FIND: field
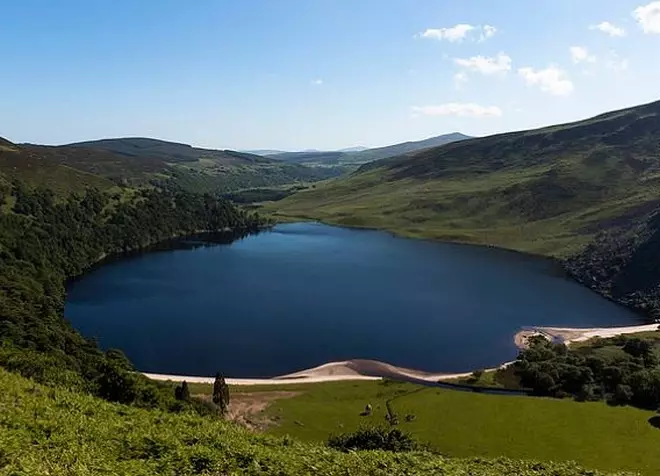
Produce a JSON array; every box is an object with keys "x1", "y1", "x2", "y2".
[{"x1": 184, "y1": 379, "x2": 660, "y2": 474}]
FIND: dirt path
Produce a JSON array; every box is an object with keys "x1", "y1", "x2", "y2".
[{"x1": 198, "y1": 391, "x2": 301, "y2": 431}]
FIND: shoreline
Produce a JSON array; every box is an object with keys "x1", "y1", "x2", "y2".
[
  {"x1": 514, "y1": 323, "x2": 660, "y2": 349},
  {"x1": 146, "y1": 324, "x2": 659, "y2": 387},
  {"x1": 145, "y1": 359, "x2": 489, "y2": 386}
]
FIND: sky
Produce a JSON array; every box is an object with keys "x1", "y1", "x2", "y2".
[{"x1": 1, "y1": 0, "x2": 659, "y2": 151}]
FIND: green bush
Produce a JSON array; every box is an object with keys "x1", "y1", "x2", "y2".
[{"x1": 328, "y1": 427, "x2": 419, "y2": 452}]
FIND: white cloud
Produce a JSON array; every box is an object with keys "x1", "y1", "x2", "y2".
[
  {"x1": 454, "y1": 52, "x2": 512, "y2": 75},
  {"x1": 418, "y1": 24, "x2": 475, "y2": 42},
  {"x1": 453, "y1": 72, "x2": 468, "y2": 89},
  {"x1": 411, "y1": 103, "x2": 503, "y2": 118},
  {"x1": 311, "y1": 79, "x2": 323, "y2": 85},
  {"x1": 570, "y1": 46, "x2": 596, "y2": 64},
  {"x1": 633, "y1": 2, "x2": 660, "y2": 34},
  {"x1": 480, "y1": 25, "x2": 498, "y2": 41},
  {"x1": 518, "y1": 66, "x2": 574, "y2": 96},
  {"x1": 416, "y1": 24, "x2": 497, "y2": 42},
  {"x1": 589, "y1": 21, "x2": 626, "y2": 37}
]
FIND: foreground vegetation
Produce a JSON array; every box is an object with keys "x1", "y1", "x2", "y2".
[{"x1": 0, "y1": 368, "x2": 633, "y2": 475}]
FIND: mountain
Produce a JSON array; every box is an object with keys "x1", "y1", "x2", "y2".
[
  {"x1": 268, "y1": 150, "x2": 347, "y2": 165},
  {"x1": 270, "y1": 100, "x2": 660, "y2": 254},
  {"x1": 0, "y1": 137, "x2": 342, "y2": 195},
  {"x1": 67, "y1": 137, "x2": 274, "y2": 165},
  {"x1": 0, "y1": 136, "x2": 15, "y2": 148},
  {"x1": 339, "y1": 146, "x2": 369, "y2": 152},
  {"x1": 348, "y1": 132, "x2": 472, "y2": 163},
  {"x1": 242, "y1": 149, "x2": 287, "y2": 156},
  {"x1": 269, "y1": 133, "x2": 472, "y2": 166}
]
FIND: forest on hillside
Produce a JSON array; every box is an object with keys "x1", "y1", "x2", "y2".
[{"x1": 0, "y1": 180, "x2": 268, "y2": 410}]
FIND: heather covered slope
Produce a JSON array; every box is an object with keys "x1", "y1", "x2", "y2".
[{"x1": 270, "y1": 100, "x2": 660, "y2": 257}]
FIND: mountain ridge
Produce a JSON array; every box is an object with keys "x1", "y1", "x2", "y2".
[
  {"x1": 0, "y1": 137, "x2": 342, "y2": 194},
  {"x1": 269, "y1": 132, "x2": 472, "y2": 165}
]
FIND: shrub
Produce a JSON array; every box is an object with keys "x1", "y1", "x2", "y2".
[{"x1": 327, "y1": 427, "x2": 419, "y2": 452}]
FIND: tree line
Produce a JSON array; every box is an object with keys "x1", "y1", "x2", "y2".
[
  {"x1": 0, "y1": 180, "x2": 268, "y2": 410},
  {"x1": 514, "y1": 334, "x2": 660, "y2": 409}
]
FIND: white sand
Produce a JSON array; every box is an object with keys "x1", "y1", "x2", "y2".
[{"x1": 144, "y1": 359, "x2": 497, "y2": 386}]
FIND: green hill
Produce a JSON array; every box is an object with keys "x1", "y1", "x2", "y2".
[
  {"x1": 270, "y1": 100, "x2": 660, "y2": 254},
  {"x1": 67, "y1": 137, "x2": 274, "y2": 165}
]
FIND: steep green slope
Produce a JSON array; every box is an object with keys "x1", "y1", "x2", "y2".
[
  {"x1": 270, "y1": 100, "x2": 660, "y2": 256},
  {"x1": 0, "y1": 368, "x2": 631, "y2": 475}
]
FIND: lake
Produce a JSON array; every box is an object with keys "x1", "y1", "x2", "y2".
[{"x1": 65, "y1": 222, "x2": 641, "y2": 378}]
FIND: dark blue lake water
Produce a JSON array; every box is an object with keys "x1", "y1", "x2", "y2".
[{"x1": 65, "y1": 222, "x2": 641, "y2": 378}]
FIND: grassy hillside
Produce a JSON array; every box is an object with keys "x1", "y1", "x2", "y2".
[
  {"x1": 269, "y1": 100, "x2": 660, "y2": 257},
  {"x1": 0, "y1": 368, "x2": 632, "y2": 475},
  {"x1": 269, "y1": 133, "x2": 472, "y2": 166}
]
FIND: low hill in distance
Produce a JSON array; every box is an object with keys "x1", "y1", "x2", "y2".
[
  {"x1": 68, "y1": 137, "x2": 273, "y2": 165},
  {"x1": 269, "y1": 132, "x2": 472, "y2": 166},
  {"x1": 268, "y1": 99, "x2": 660, "y2": 315},
  {"x1": 0, "y1": 137, "x2": 342, "y2": 195}
]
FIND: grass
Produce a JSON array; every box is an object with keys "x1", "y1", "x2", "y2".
[
  {"x1": 220, "y1": 379, "x2": 660, "y2": 475},
  {"x1": 0, "y1": 369, "x2": 623, "y2": 476},
  {"x1": 189, "y1": 377, "x2": 660, "y2": 473}
]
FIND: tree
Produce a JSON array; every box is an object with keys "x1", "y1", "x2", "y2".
[
  {"x1": 610, "y1": 384, "x2": 634, "y2": 405},
  {"x1": 213, "y1": 373, "x2": 230, "y2": 413},
  {"x1": 175, "y1": 381, "x2": 190, "y2": 401}
]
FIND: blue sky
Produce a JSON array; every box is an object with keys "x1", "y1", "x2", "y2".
[{"x1": 1, "y1": 0, "x2": 659, "y2": 150}]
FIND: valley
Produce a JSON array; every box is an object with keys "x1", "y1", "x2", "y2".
[{"x1": 2, "y1": 100, "x2": 660, "y2": 476}]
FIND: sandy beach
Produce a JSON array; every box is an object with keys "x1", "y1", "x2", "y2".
[
  {"x1": 145, "y1": 324, "x2": 659, "y2": 386},
  {"x1": 145, "y1": 358, "x2": 505, "y2": 386}
]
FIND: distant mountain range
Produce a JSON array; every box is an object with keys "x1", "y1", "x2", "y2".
[{"x1": 262, "y1": 133, "x2": 472, "y2": 165}]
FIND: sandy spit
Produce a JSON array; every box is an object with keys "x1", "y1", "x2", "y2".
[{"x1": 144, "y1": 359, "x2": 496, "y2": 386}]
